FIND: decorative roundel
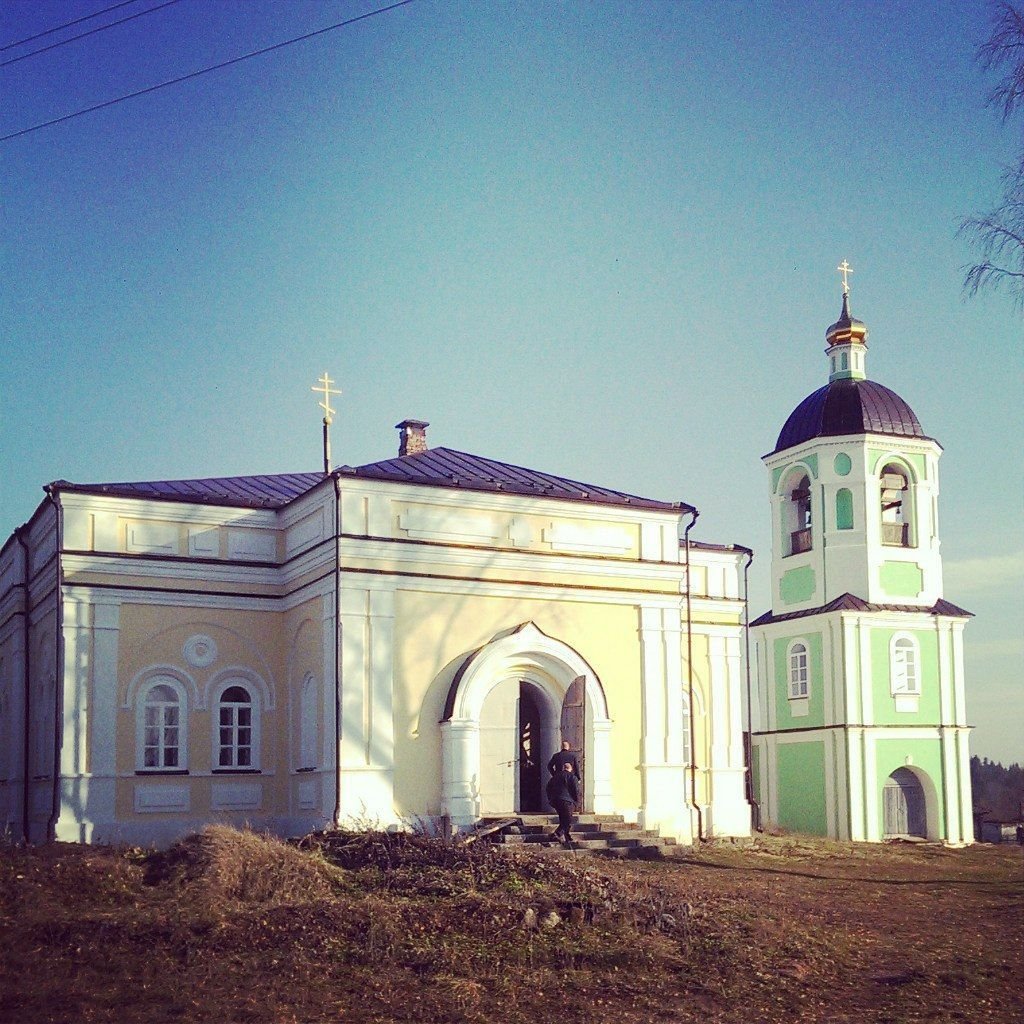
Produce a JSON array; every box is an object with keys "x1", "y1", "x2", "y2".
[
  {"x1": 183, "y1": 634, "x2": 218, "y2": 668},
  {"x1": 834, "y1": 453, "x2": 852, "y2": 476}
]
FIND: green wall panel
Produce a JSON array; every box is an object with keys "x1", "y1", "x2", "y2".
[
  {"x1": 836, "y1": 488, "x2": 854, "y2": 530},
  {"x1": 776, "y1": 741, "x2": 828, "y2": 834},
  {"x1": 879, "y1": 561, "x2": 923, "y2": 597},
  {"x1": 773, "y1": 631, "x2": 825, "y2": 728},
  {"x1": 869, "y1": 626, "x2": 942, "y2": 724},
  {"x1": 780, "y1": 565, "x2": 816, "y2": 604}
]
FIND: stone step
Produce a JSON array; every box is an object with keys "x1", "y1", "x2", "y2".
[{"x1": 479, "y1": 813, "x2": 679, "y2": 859}]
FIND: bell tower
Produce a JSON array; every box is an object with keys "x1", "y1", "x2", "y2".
[
  {"x1": 764, "y1": 276, "x2": 943, "y2": 611},
  {"x1": 751, "y1": 266, "x2": 974, "y2": 845}
]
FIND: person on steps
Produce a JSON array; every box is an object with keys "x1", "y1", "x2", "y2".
[
  {"x1": 545, "y1": 760, "x2": 580, "y2": 845},
  {"x1": 547, "y1": 740, "x2": 581, "y2": 785}
]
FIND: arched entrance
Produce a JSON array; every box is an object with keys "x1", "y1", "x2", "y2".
[
  {"x1": 478, "y1": 679, "x2": 551, "y2": 814},
  {"x1": 440, "y1": 622, "x2": 612, "y2": 826},
  {"x1": 883, "y1": 767, "x2": 927, "y2": 838}
]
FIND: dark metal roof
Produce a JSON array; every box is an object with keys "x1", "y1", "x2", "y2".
[
  {"x1": 53, "y1": 448, "x2": 689, "y2": 515},
  {"x1": 752, "y1": 592, "x2": 973, "y2": 626},
  {"x1": 344, "y1": 447, "x2": 690, "y2": 512},
  {"x1": 773, "y1": 378, "x2": 930, "y2": 455},
  {"x1": 53, "y1": 473, "x2": 327, "y2": 509}
]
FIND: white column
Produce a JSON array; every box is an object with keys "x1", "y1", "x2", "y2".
[
  {"x1": 863, "y1": 733, "x2": 879, "y2": 841},
  {"x1": 857, "y1": 618, "x2": 873, "y2": 725},
  {"x1": 846, "y1": 728, "x2": 866, "y2": 841},
  {"x1": 441, "y1": 720, "x2": 480, "y2": 826},
  {"x1": 590, "y1": 719, "x2": 615, "y2": 815},
  {"x1": 338, "y1": 586, "x2": 397, "y2": 825},
  {"x1": 951, "y1": 623, "x2": 968, "y2": 726},
  {"x1": 86, "y1": 602, "x2": 119, "y2": 842},
  {"x1": 956, "y1": 728, "x2": 974, "y2": 845},
  {"x1": 937, "y1": 620, "x2": 952, "y2": 726},
  {"x1": 56, "y1": 597, "x2": 90, "y2": 842},
  {"x1": 637, "y1": 606, "x2": 689, "y2": 839},
  {"x1": 940, "y1": 728, "x2": 961, "y2": 845},
  {"x1": 322, "y1": 590, "x2": 338, "y2": 817},
  {"x1": 706, "y1": 631, "x2": 751, "y2": 837}
]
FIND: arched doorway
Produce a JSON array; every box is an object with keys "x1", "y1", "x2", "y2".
[
  {"x1": 478, "y1": 679, "x2": 549, "y2": 814},
  {"x1": 440, "y1": 622, "x2": 612, "y2": 826},
  {"x1": 883, "y1": 767, "x2": 927, "y2": 838}
]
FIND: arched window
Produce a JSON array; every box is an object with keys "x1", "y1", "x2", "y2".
[
  {"x1": 890, "y1": 635, "x2": 919, "y2": 695},
  {"x1": 138, "y1": 679, "x2": 186, "y2": 771},
  {"x1": 836, "y1": 488, "x2": 854, "y2": 530},
  {"x1": 788, "y1": 641, "x2": 810, "y2": 698},
  {"x1": 298, "y1": 673, "x2": 318, "y2": 770},
  {"x1": 880, "y1": 464, "x2": 911, "y2": 546},
  {"x1": 785, "y1": 473, "x2": 812, "y2": 555},
  {"x1": 216, "y1": 684, "x2": 258, "y2": 770}
]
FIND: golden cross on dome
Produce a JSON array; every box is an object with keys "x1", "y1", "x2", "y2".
[
  {"x1": 837, "y1": 259, "x2": 854, "y2": 296},
  {"x1": 311, "y1": 371, "x2": 341, "y2": 425}
]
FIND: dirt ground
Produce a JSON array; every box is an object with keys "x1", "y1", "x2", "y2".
[{"x1": 0, "y1": 829, "x2": 1020, "y2": 1024}]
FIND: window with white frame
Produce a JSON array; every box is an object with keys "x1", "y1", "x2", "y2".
[
  {"x1": 890, "y1": 635, "x2": 920, "y2": 695},
  {"x1": 139, "y1": 679, "x2": 186, "y2": 771},
  {"x1": 216, "y1": 684, "x2": 258, "y2": 770},
  {"x1": 788, "y1": 641, "x2": 810, "y2": 699}
]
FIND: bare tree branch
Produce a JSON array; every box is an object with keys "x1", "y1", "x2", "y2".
[{"x1": 962, "y1": 2, "x2": 1024, "y2": 313}]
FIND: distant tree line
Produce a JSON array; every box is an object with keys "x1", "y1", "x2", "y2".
[{"x1": 971, "y1": 755, "x2": 1024, "y2": 820}]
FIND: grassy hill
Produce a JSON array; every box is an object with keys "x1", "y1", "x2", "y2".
[{"x1": 1, "y1": 827, "x2": 1021, "y2": 1023}]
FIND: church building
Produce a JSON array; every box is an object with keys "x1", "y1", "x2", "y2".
[
  {"x1": 0, "y1": 419, "x2": 753, "y2": 846},
  {"x1": 751, "y1": 280, "x2": 974, "y2": 845},
  {"x1": 0, "y1": 272, "x2": 975, "y2": 849}
]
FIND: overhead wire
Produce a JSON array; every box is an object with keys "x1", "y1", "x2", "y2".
[
  {"x1": 0, "y1": 0, "x2": 416, "y2": 144},
  {"x1": 1, "y1": 0, "x2": 186, "y2": 70},
  {"x1": 0, "y1": 0, "x2": 142, "y2": 52}
]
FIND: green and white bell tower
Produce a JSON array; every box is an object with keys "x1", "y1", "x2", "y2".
[{"x1": 751, "y1": 266, "x2": 974, "y2": 845}]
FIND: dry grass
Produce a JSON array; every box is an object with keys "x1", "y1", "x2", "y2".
[{"x1": 0, "y1": 827, "x2": 1021, "y2": 1024}]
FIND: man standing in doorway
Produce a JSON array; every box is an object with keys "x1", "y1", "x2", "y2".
[
  {"x1": 547, "y1": 740, "x2": 581, "y2": 785},
  {"x1": 546, "y1": 761, "x2": 580, "y2": 845}
]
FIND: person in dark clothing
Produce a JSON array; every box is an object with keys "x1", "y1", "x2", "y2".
[
  {"x1": 547, "y1": 741, "x2": 581, "y2": 784},
  {"x1": 545, "y1": 761, "x2": 580, "y2": 844}
]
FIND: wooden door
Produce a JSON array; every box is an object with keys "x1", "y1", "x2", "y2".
[{"x1": 560, "y1": 675, "x2": 586, "y2": 808}]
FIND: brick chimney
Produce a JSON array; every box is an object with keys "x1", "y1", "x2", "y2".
[{"x1": 396, "y1": 419, "x2": 429, "y2": 457}]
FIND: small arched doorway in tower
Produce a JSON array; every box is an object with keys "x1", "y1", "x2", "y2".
[{"x1": 883, "y1": 767, "x2": 927, "y2": 838}]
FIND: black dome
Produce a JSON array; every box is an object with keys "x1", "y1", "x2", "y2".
[{"x1": 774, "y1": 378, "x2": 929, "y2": 453}]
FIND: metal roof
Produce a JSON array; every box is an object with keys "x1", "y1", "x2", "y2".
[
  {"x1": 751, "y1": 592, "x2": 972, "y2": 626},
  {"x1": 54, "y1": 448, "x2": 689, "y2": 515},
  {"x1": 773, "y1": 378, "x2": 931, "y2": 455},
  {"x1": 342, "y1": 447, "x2": 690, "y2": 512},
  {"x1": 53, "y1": 472, "x2": 327, "y2": 509}
]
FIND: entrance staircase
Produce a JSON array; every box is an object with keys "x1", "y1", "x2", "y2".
[{"x1": 476, "y1": 813, "x2": 684, "y2": 859}]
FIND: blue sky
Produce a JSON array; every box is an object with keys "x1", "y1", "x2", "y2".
[{"x1": 1, "y1": 0, "x2": 1020, "y2": 764}]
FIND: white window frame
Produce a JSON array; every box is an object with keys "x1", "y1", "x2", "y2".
[
  {"x1": 787, "y1": 640, "x2": 810, "y2": 699},
  {"x1": 213, "y1": 681, "x2": 260, "y2": 771},
  {"x1": 890, "y1": 633, "x2": 921, "y2": 712},
  {"x1": 136, "y1": 677, "x2": 188, "y2": 772}
]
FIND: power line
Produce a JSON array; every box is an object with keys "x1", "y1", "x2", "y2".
[
  {"x1": 1, "y1": 0, "x2": 185, "y2": 70},
  {"x1": 0, "y1": 0, "x2": 415, "y2": 144},
  {"x1": 0, "y1": 0, "x2": 141, "y2": 53}
]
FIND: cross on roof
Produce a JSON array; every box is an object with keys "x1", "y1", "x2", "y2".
[
  {"x1": 837, "y1": 259, "x2": 854, "y2": 296},
  {"x1": 311, "y1": 371, "x2": 341, "y2": 424}
]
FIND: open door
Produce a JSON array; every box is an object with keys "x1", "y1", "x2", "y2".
[{"x1": 560, "y1": 675, "x2": 586, "y2": 809}]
